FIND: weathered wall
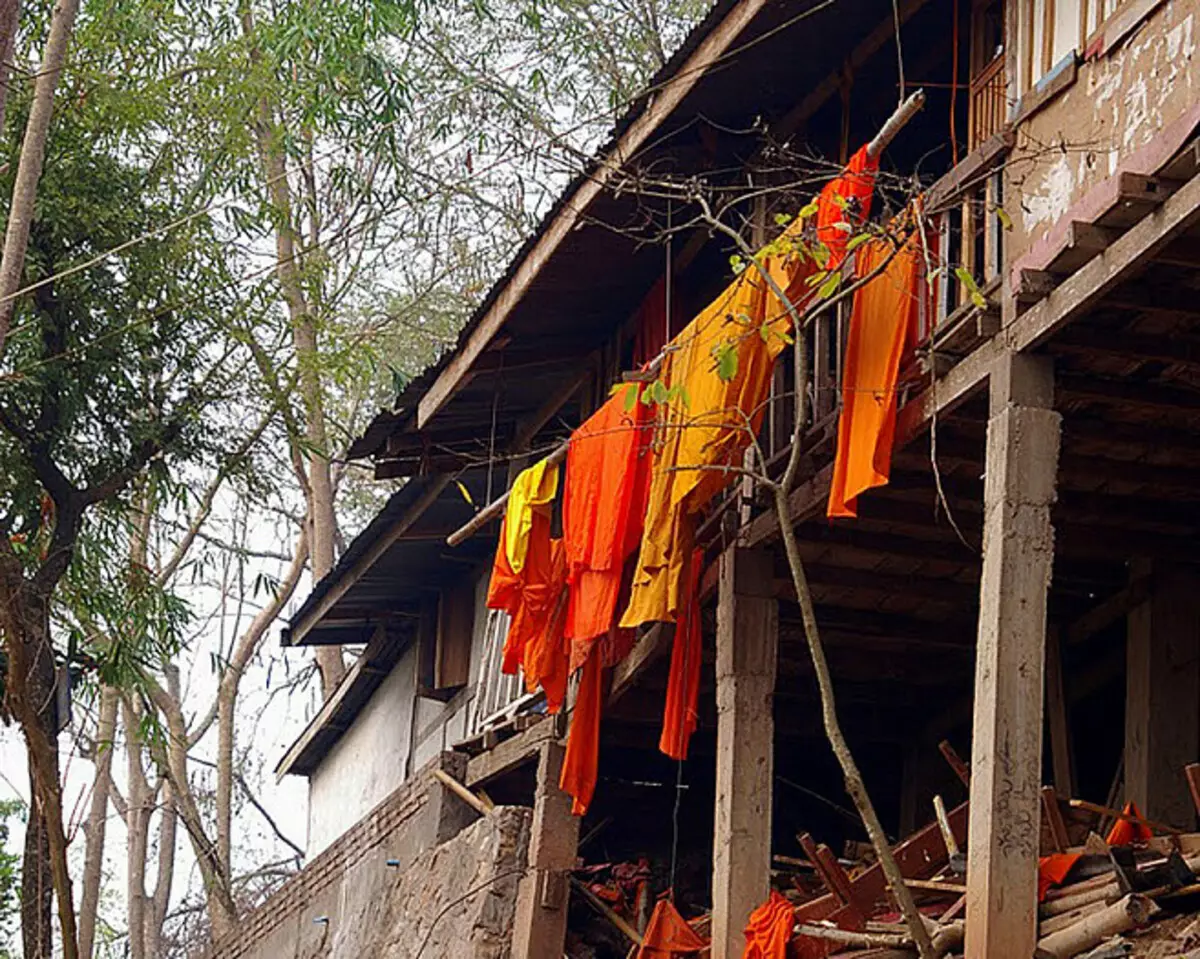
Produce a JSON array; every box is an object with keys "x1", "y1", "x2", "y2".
[
  {"x1": 307, "y1": 570, "x2": 492, "y2": 853},
  {"x1": 1007, "y1": 0, "x2": 1200, "y2": 270},
  {"x1": 210, "y1": 753, "x2": 530, "y2": 959}
]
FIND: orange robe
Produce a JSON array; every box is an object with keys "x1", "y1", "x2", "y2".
[
  {"x1": 559, "y1": 650, "x2": 603, "y2": 815},
  {"x1": 659, "y1": 549, "x2": 703, "y2": 761},
  {"x1": 742, "y1": 891, "x2": 794, "y2": 959},
  {"x1": 1106, "y1": 801, "x2": 1154, "y2": 846},
  {"x1": 621, "y1": 144, "x2": 882, "y2": 629},
  {"x1": 816, "y1": 144, "x2": 880, "y2": 270},
  {"x1": 827, "y1": 235, "x2": 922, "y2": 518},
  {"x1": 563, "y1": 387, "x2": 652, "y2": 646},
  {"x1": 638, "y1": 898, "x2": 708, "y2": 957},
  {"x1": 1038, "y1": 852, "x2": 1081, "y2": 901},
  {"x1": 487, "y1": 513, "x2": 569, "y2": 712}
]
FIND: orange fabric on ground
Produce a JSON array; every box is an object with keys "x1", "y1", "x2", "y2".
[
  {"x1": 560, "y1": 651, "x2": 604, "y2": 815},
  {"x1": 1038, "y1": 852, "x2": 1082, "y2": 901},
  {"x1": 816, "y1": 145, "x2": 880, "y2": 270},
  {"x1": 659, "y1": 548, "x2": 703, "y2": 760},
  {"x1": 1106, "y1": 801, "x2": 1154, "y2": 846},
  {"x1": 637, "y1": 898, "x2": 708, "y2": 957},
  {"x1": 742, "y1": 891, "x2": 794, "y2": 959},
  {"x1": 563, "y1": 387, "x2": 652, "y2": 645},
  {"x1": 827, "y1": 234, "x2": 922, "y2": 518}
]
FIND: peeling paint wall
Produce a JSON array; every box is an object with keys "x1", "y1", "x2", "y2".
[{"x1": 1007, "y1": 0, "x2": 1200, "y2": 266}]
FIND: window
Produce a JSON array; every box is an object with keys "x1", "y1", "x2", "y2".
[
  {"x1": 1019, "y1": 0, "x2": 1083, "y2": 95},
  {"x1": 416, "y1": 580, "x2": 474, "y2": 701}
]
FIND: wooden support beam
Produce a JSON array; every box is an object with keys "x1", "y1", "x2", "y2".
[
  {"x1": 1125, "y1": 561, "x2": 1200, "y2": 829},
  {"x1": 1042, "y1": 786, "x2": 1071, "y2": 853},
  {"x1": 416, "y1": 0, "x2": 776, "y2": 428},
  {"x1": 1045, "y1": 627, "x2": 1075, "y2": 797},
  {"x1": 897, "y1": 167, "x2": 1200, "y2": 446},
  {"x1": 712, "y1": 548, "x2": 778, "y2": 959},
  {"x1": 465, "y1": 715, "x2": 556, "y2": 787},
  {"x1": 966, "y1": 354, "x2": 1061, "y2": 959},
  {"x1": 511, "y1": 743, "x2": 579, "y2": 958}
]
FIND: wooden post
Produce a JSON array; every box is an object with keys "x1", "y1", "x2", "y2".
[
  {"x1": 1125, "y1": 559, "x2": 1200, "y2": 828},
  {"x1": 1045, "y1": 625, "x2": 1075, "y2": 796},
  {"x1": 965, "y1": 353, "x2": 1060, "y2": 959},
  {"x1": 712, "y1": 548, "x2": 779, "y2": 959},
  {"x1": 511, "y1": 742, "x2": 579, "y2": 959}
]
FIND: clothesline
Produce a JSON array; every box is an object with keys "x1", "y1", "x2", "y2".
[{"x1": 443, "y1": 89, "x2": 925, "y2": 551}]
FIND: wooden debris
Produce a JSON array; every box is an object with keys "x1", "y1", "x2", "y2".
[
  {"x1": 1035, "y1": 894, "x2": 1152, "y2": 959},
  {"x1": 431, "y1": 768, "x2": 494, "y2": 816}
]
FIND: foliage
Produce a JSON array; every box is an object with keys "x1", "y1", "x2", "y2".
[{"x1": 0, "y1": 799, "x2": 24, "y2": 958}]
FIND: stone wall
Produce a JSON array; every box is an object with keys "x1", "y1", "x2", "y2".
[{"x1": 209, "y1": 753, "x2": 530, "y2": 959}]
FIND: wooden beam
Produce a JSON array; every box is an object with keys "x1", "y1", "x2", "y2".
[
  {"x1": 284, "y1": 476, "x2": 452, "y2": 646},
  {"x1": 1045, "y1": 628, "x2": 1075, "y2": 796},
  {"x1": 609, "y1": 623, "x2": 671, "y2": 704},
  {"x1": 966, "y1": 354, "x2": 1060, "y2": 959},
  {"x1": 465, "y1": 715, "x2": 557, "y2": 787},
  {"x1": 770, "y1": 0, "x2": 932, "y2": 144},
  {"x1": 416, "y1": 0, "x2": 775, "y2": 428},
  {"x1": 897, "y1": 169, "x2": 1200, "y2": 445},
  {"x1": 712, "y1": 548, "x2": 778, "y2": 959}
]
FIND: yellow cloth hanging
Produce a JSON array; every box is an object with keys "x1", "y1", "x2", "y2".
[{"x1": 504, "y1": 458, "x2": 560, "y2": 573}]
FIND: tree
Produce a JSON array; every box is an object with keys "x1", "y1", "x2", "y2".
[{"x1": 0, "y1": 799, "x2": 23, "y2": 959}]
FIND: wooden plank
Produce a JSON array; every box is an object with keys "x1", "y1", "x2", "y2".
[
  {"x1": 1042, "y1": 785, "x2": 1071, "y2": 853},
  {"x1": 464, "y1": 714, "x2": 556, "y2": 787},
  {"x1": 608, "y1": 622, "x2": 670, "y2": 704},
  {"x1": 416, "y1": 0, "x2": 776, "y2": 428},
  {"x1": 284, "y1": 476, "x2": 452, "y2": 646},
  {"x1": 896, "y1": 168, "x2": 1200, "y2": 447},
  {"x1": 1045, "y1": 628, "x2": 1075, "y2": 797}
]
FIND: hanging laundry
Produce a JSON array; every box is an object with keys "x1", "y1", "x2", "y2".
[
  {"x1": 742, "y1": 890, "x2": 794, "y2": 959},
  {"x1": 816, "y1": 144, "x2": 880, "y2": 270},
  {"x1": 827, "y1": 234, "x2": 922, "y2": 518},
  {"x1": 659, "y1": 548, "x2": 703, "y2": 761},
  {"x1": 487, "y1": 457, "x2": 570, "y2": 711},
  {"x1": 559, "y1": 651, "x2": 603, "y2": 815},
  {"x1": 504, "y1": 458, "x2": 559, "y2": 573},
  {"x1": 563, "y1": 385, "x2": 652, "y2": 648},
  {"x1": 633, "y1": 275, "x2": 685, "y2": 368},
  {"x1": 622, "y1": 143, "x2": 880, "y2": 629},
  {"x1": 1105, "y1": 801, "x2": 1155, "y2": 846},
  {"x1": 637, "y1": 897, "x2": 708, "y2": 957}
]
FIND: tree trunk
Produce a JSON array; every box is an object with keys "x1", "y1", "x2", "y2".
[
  {"x1": 78, "y1": 688, "x2": 117, "y2": 959},
  {"x1": 0, "y1": 0, "x2": 80, "y2": 356},
  {"x1": 0, "y1": 0, "x2": 21, "y2": 137},
  {"x1": 238, "y1": 1, "x2": 344, "y2": 698},
  {"x1": 20, "y1": 769, "x2": 51, "y2": 959},
  {"x1": 145, "y1": 777, "x2": 177, "y2": 959},
  {"x1": 123, "y1": 699, "x2": 149, "y2": 959}
]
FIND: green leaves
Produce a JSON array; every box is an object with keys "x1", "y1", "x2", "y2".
[
  {"x1": 955, "y1": 266, "x2": 989, "y2": 309},
  {"x1": 712, "y1": 340, "x2": 739, "y2": 382}
]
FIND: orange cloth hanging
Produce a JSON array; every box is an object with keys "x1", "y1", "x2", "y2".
[
  {"x1": 827, "y1": 234, "x2": 922, "y2": 518},
  {"x1": 560, "y1": 651, "x2": 604, "y2": 815},
  {"x1": 563, "y1": 386, "x2": 652, "y2": 646},
  {"x1": 1105, "y1": 801, "x2": 1154, "y2": 846},
  {"x1": 742, "y1": 891, "x2": 794, "y2": 959},
  {"x1": 637, "y1": 898, "x2": 708, "y2": 957},
  {"x1": 816, "y1": 144, "x2": 880, "y2": 270},
  {"x1": 1038, "y1": 852, "x2": 1082, "y2": 901},
  {"x1": 659, "y1": 548, "x2": 703, "y2": 761},
  {"x1": 487, "y1": 470, "x2": 570, "y2": 711},
  {"x1": 621, "y1": 144, "x2": 883, "y2": 630}
]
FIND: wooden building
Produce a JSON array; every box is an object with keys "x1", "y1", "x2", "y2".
[{"x1": 275, "y1": 0, "x2": 1200, "y2": 955}]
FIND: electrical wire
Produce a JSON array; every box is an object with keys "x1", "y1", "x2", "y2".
[{"x1": 892, "y1": 0, "x2": 907, "y2": 103}]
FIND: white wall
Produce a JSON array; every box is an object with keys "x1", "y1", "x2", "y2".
[{"x1": 305, "y1": 568, "x2": 493, "y2": 854}]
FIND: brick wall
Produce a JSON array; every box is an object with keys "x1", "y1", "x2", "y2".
[{"x1": 207, "y1": 752, "x2": 530, "y2": 959}]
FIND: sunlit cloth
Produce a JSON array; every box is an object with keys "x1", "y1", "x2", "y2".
[
  {"x1": 742, "y1": 890, "x2": 794, "y2": 959},
  {"x1": 816, "y1": 144, "x2": 880, "y2": 270},
  {"x1": 638, "y1": 897, "x2": 708, "y2": 957},
  {"x1": 504, "y1": 458, "x2": 559, "y2": 573},
  {"x1": 827, "y1": 234, "x2": 922, "y2": 518},
  {"x1": 559, "y1": 650, "x2": 604, "y2": 815},
  {"x1": 659, "y1": 548, "x2": 703, "y2": 761}
]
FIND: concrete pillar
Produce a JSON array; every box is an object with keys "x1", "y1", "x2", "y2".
[
  {"x1": 965, "y1": 353, "x2": 1060, "y2": 959},
  {"x1": 511, "y1": 742, "x2": 579, "y2": 959},
  {"x1": 712, "y1": 548, "x2": 779, "y2": 959},
  {"x1": 1125, "y1": 560, "x2": 1200, "y2": 827}
]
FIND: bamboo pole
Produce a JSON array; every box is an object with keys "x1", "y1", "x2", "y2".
[
  {"x1": 1035, "y1": 894, "x2": 1152, "y2": 959},
  {"x1": 431, "y1": 769, "x2": 493, "y2": 816}
]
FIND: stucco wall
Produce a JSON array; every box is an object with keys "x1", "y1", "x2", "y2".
[
  {"x1": 307, "y1": 568, "x2": 494, "y2": 854},
  {"x1": 1007, "y1": 0, "x2": 1200, "y2": 269},
  {"x1": 209, "y1": 752, "x2": 530, "y2": 959}
]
